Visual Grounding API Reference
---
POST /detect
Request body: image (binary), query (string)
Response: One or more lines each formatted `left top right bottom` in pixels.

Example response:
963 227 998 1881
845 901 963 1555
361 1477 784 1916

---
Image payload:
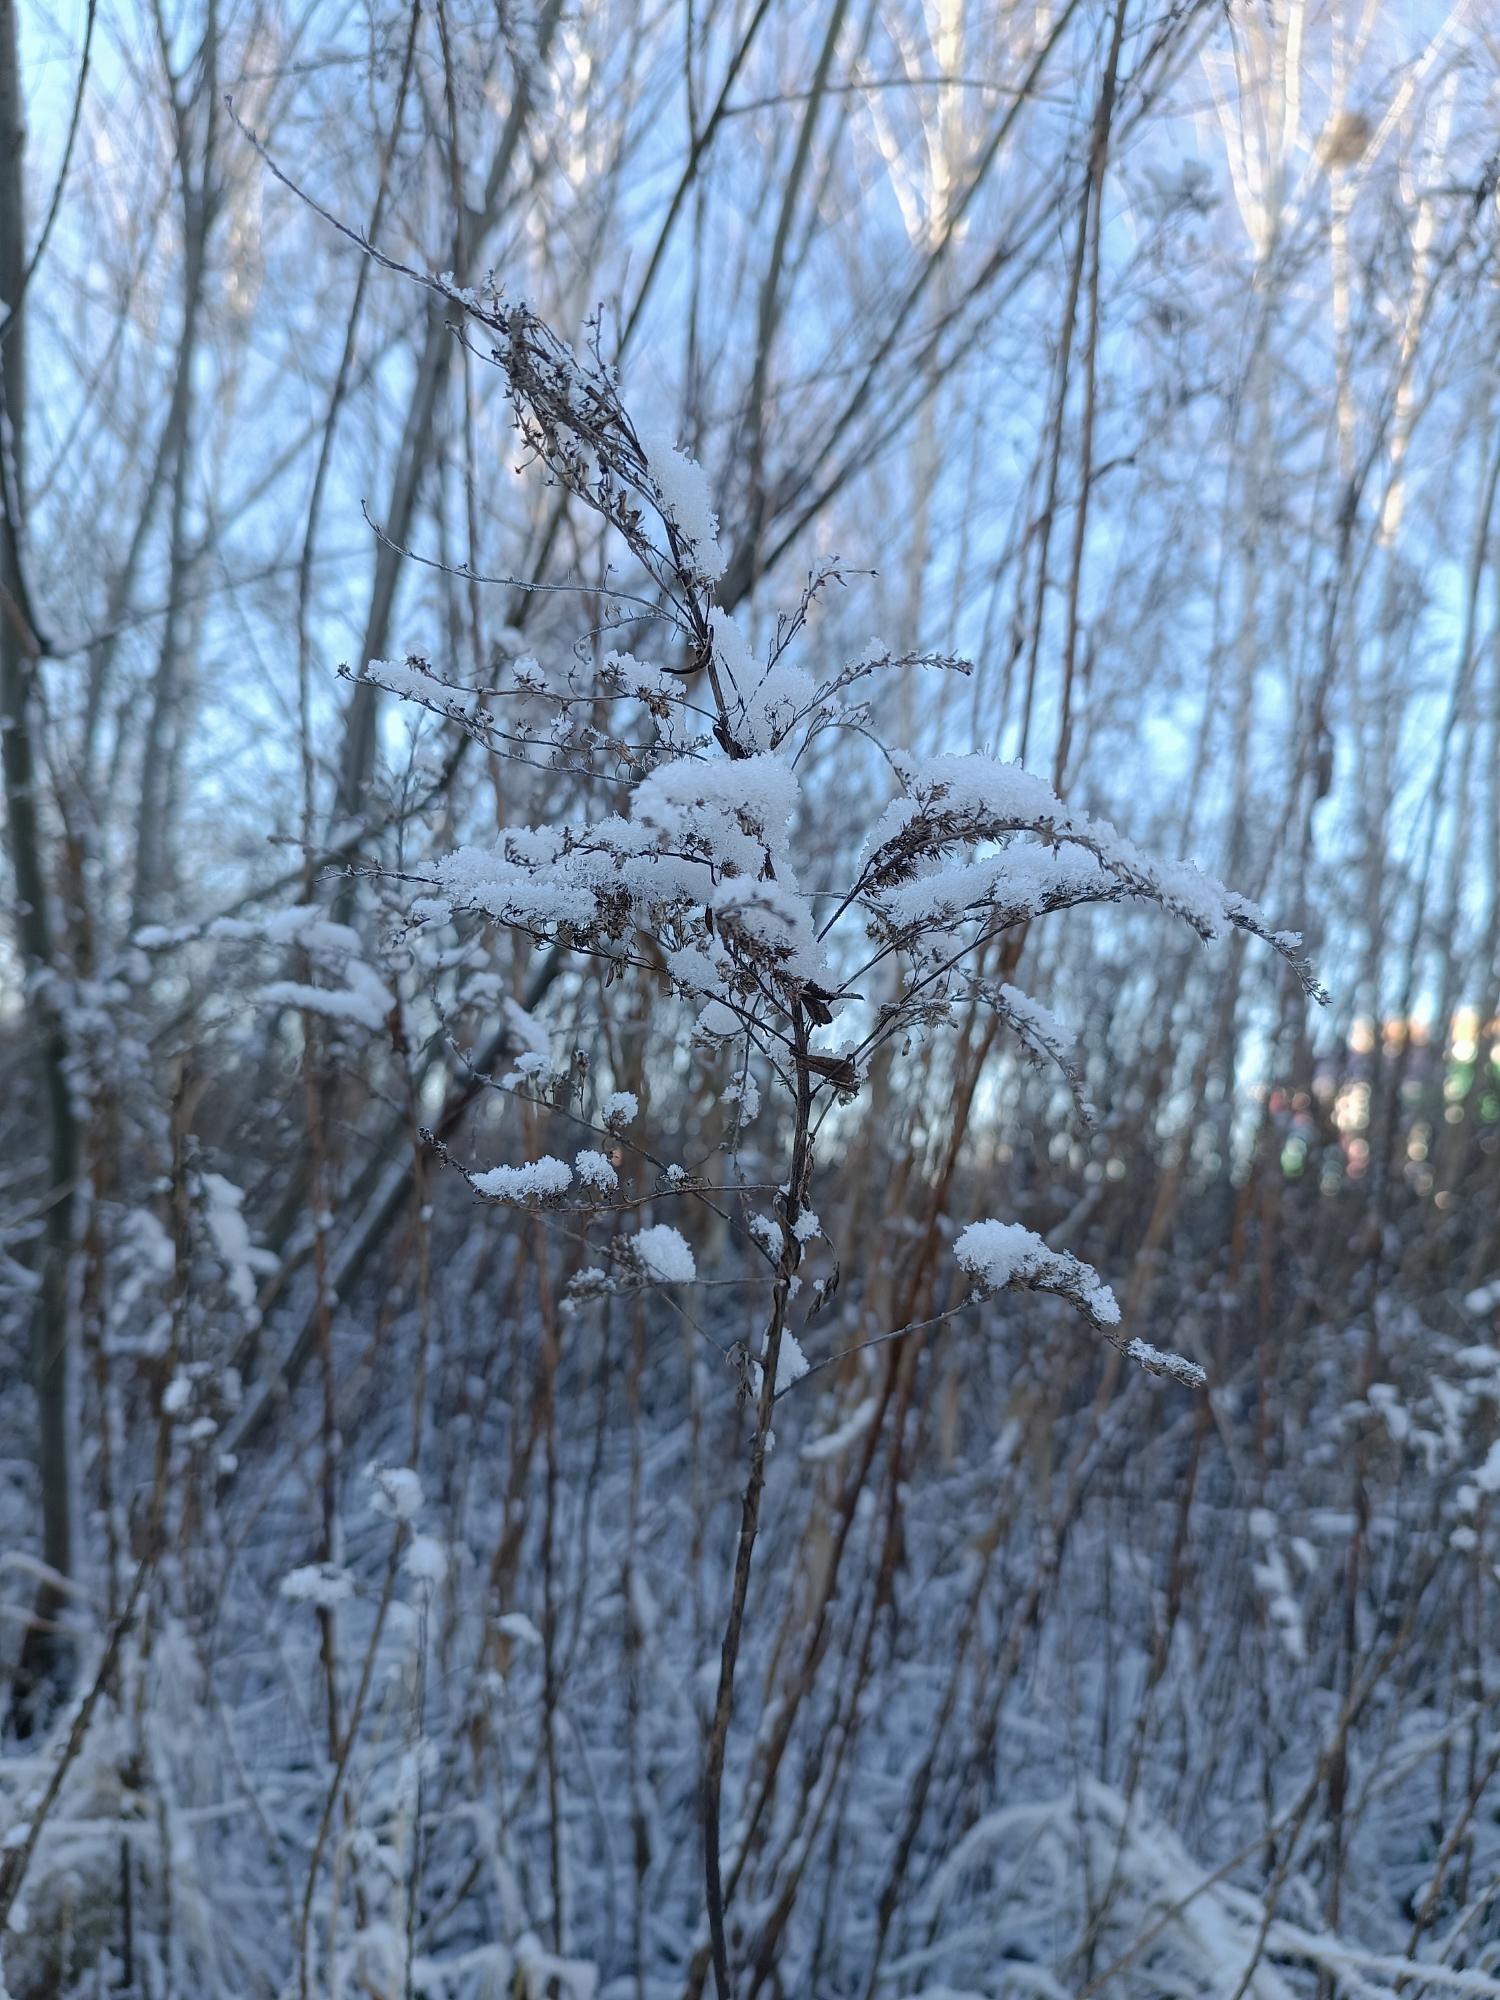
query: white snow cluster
425 750 831 1023
471 1156 573 1203
953 1219 1120 1328
632 1224 696 1285
361 654 474 716
746 1328 811 1401
280 1562 355 1609
200 1173 263 1322
710 613 820 753
862 751 1298 970
257 964 392 1032
723 1071 760 1125
403 1535 449 1587
635 419 726 584
994 981 1073 1063
749 1214 782 1259
774 1330 809 1393
208 902 396 1034
368 1464 424 1521
1126 1338 1207 1390
1247 1508 1307 1664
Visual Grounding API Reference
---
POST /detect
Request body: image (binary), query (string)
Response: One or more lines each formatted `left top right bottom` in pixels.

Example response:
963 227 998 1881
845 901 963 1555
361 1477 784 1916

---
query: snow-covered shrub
328 275 1320 1993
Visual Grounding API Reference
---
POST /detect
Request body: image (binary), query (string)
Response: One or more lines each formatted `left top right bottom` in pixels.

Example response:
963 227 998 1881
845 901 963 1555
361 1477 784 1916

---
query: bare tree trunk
333 0 566 836
0 0 79 1724
130 0 218 931
332 297 453 829
129 296 203 930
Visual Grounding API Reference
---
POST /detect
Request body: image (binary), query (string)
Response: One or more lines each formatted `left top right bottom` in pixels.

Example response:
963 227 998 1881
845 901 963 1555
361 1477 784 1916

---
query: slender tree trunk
0 0 79 1723
333 0 567 836
129 271 202 931
131 0 218 930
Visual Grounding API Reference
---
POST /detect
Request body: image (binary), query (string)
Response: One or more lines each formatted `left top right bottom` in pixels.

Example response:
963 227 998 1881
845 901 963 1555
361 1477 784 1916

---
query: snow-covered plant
322 270 1321 1994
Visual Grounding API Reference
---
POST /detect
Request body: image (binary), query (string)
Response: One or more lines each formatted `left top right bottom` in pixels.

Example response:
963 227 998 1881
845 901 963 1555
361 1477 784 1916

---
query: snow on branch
634 419 727 585
953 1219 1122 1330
627 1224 697 1285
860 752 1325 998
469 1157 573 1204
954 1220 1206 1387
977 979 1096 1128
356 284 1303 1408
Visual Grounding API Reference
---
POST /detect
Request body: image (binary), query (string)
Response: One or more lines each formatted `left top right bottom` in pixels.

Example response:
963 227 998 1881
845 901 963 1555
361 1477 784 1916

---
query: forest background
3 1 1500 1996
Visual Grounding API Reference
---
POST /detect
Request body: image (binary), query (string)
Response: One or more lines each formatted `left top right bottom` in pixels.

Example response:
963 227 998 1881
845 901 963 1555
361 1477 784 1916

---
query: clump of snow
792 1211 821 1245
602 646 681 705
362 654 473 715
496 1611 542 1648
997 983 1073 1060
259 958 392 1034
1125 1338 1207 1390
632 1225 697 1284
601 1091 638 1130
1367 1381 1411 1444
749 1214 781 1258
411 719 838 1013
281 1562 355 1608
471 1156 573 1203
433 839 599 933
860 750 1312 986
562 1267 613 1310
774 1331 809 1394
201 1173 261 1322
730 655 819 754
724 1072 761 1124
866 752 1066 860
502 996 552 1068
953 1219 1119 1328
746 1330 811 1401
694 999 741 1043
403 1535 449 1587
368 1464 424 1521
954 1220 1037 1289
668 943 727 997
635 419 726 584
499 1049 555 1092
633 751 799 847
881 843 1109 938
575 1150 618 1193
1247 1510 1306 1663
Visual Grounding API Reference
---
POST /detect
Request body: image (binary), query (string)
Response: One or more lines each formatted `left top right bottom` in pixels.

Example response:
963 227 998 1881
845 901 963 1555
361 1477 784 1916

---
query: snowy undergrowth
1 287 1374 2000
